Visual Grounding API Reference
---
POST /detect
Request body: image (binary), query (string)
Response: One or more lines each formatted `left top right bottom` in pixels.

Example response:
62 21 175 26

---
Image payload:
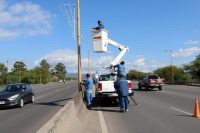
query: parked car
0 83 35 108
138 74 164 90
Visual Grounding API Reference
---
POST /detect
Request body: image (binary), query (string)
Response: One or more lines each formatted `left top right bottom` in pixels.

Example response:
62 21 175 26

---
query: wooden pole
77 0 82 92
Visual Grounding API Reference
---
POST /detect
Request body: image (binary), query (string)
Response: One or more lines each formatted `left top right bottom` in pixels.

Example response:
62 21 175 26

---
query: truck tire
145 85 149 90
138 85 142 90
158 86 162 91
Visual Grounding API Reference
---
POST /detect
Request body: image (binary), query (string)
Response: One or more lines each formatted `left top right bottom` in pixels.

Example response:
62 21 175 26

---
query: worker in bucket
114 75 129 112
115 61 126 77
81 73 94 109
93 20 104 30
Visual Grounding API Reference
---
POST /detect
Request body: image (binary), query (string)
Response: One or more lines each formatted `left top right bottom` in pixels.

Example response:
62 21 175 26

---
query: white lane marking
98 109 108 133
170 107 193 116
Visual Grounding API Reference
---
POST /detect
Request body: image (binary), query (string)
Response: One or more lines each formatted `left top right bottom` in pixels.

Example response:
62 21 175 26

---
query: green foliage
127 70 147 80
40 59 50 69
53 63 67 82
21 70 38 84
12 61 27 82
184 55 200 81
0 63 8 85
12 61 27 72
0 59 69 85
38 59 51 84
7 72 18 84
154 66 190 82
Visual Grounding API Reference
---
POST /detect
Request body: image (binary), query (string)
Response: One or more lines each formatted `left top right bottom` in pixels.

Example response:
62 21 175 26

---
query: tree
127 70 147 80
184 55 200 81
54 63 67 82
154 66 190 82
39 59 51 84
0 63 8 85
12 61 27 82
40 59 50 70
34 67 43 84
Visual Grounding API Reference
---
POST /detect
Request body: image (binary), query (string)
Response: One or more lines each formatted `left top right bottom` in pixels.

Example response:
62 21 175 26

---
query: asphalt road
92 83 200 133
0 81 78 133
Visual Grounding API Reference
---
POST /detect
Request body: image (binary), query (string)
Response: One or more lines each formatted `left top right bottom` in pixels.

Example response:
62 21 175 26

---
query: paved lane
0 81 78 133
92 84 200 133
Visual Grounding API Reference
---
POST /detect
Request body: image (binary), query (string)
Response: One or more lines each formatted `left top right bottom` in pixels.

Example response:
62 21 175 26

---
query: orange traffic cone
193 97 200 118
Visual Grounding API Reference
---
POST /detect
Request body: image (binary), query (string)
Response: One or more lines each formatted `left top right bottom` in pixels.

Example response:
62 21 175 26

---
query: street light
164 50 174 84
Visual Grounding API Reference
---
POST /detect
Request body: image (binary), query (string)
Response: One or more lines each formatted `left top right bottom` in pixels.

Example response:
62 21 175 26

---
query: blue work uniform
116 64 125 77
114 76 129 111
94 24 104 30
83 77 94 107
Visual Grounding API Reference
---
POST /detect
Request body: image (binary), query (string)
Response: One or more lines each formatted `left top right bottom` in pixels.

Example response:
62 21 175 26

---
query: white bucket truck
92 29 134 101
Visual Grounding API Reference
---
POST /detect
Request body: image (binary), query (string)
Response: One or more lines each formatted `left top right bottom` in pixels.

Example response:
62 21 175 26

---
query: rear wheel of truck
145 85 149 90
138 85 142 90
158 86 162 91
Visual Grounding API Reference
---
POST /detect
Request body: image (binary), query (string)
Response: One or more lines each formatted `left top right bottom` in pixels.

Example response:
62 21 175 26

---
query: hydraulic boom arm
107 38 129 66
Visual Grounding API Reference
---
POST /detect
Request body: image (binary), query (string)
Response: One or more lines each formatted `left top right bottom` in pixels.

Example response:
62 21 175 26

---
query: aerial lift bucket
92 29 108 53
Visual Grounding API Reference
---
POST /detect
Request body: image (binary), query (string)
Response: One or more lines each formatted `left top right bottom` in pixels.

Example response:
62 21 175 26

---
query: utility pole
77 0 82 92
60 2 81 92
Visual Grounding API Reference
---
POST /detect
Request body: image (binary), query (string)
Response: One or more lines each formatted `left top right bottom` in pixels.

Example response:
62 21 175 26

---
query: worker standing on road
81 73 94 109
114 75 129 112
115 61 125 77
93 20 104 30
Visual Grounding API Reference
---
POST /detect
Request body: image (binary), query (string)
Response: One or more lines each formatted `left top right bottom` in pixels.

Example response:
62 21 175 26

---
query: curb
36 92 102 133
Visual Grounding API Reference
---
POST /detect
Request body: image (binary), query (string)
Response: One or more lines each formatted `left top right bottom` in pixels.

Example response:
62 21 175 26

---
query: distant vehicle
0 83 35 108
138 74 164 91
95 74 134 100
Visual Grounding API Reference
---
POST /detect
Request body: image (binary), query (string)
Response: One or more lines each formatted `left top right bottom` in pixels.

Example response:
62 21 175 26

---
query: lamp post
164 50 174 84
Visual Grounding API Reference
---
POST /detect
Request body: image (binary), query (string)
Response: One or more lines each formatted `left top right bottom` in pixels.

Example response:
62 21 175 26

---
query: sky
0 0 200 74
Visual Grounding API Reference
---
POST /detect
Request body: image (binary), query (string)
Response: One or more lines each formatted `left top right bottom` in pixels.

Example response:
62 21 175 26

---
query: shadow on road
35 98 72 107
134 88 159 92
88 98 121 113
176 114 193 118
0 106 18 110
90 107 121 113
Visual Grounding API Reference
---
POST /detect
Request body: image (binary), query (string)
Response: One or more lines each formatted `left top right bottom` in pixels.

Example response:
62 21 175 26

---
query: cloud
173 47 200 58
126 57 166 73
184 40 200 45
135 57 145 66
35 48 114 73
35 49 77 68
0 28 19 38
0 0 6 11
0 1 53 39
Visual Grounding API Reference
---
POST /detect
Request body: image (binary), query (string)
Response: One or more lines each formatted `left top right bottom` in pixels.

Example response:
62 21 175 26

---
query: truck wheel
145 86 149 90
138 85 141 90
159 86 162 91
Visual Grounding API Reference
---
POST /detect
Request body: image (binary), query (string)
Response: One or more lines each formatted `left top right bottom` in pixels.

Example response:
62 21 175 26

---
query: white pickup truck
95 74 134 100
